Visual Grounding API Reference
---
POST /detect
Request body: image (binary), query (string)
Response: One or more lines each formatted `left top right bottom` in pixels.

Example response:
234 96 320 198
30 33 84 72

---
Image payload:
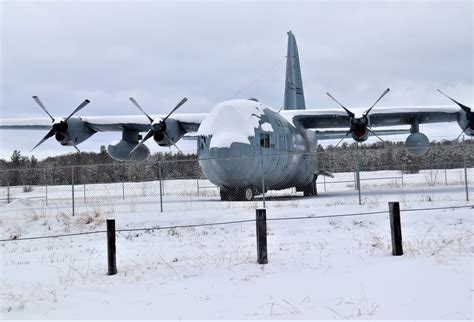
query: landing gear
301 175 318 197
220 186 255 201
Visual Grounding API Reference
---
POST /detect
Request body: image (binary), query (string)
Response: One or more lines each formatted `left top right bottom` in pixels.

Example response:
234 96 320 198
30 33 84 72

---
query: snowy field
0 168 473 320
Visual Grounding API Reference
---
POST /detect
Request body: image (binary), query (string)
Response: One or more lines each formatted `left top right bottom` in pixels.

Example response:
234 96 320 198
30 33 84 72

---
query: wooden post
389 202 403 256
256 208 268 264
107 219 117 275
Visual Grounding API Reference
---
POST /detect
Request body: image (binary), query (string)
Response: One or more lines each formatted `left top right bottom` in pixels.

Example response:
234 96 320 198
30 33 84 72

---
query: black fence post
256 208 268 264
107 219 117 275
389 202 403 256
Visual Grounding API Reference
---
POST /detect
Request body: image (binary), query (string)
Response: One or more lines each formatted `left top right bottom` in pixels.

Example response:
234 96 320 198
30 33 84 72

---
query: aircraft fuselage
197 99 318 200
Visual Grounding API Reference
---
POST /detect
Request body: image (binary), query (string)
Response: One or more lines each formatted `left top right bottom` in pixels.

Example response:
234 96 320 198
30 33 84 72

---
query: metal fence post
444 162 448 186
462 136 469 201
196 178 200 197
122 181 125 200
355 150 361 205
71 166 75 216
44 168 48 206
159 161 163 213
83 183 86 204
400 164 404 188
260 151 266 208
7 181 10 204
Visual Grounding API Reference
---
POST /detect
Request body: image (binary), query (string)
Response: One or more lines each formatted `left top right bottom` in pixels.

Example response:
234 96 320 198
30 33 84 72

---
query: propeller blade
31 128 55 151
334 130 351 148
129 97 154 123
455 123 470 141
437 89 471 113
32 96 55 122
65 99 91 121
364 88 390 116
367 127 385 143
163 132 182 153
162 97 188 122
129 130 154 156
326 92 354 118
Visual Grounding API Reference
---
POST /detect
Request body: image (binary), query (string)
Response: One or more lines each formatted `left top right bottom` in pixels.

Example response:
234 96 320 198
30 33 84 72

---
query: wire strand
1 204 471 243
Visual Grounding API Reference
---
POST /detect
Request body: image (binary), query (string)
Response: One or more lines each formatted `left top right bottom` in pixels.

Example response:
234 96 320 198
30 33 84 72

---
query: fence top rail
1 204 471 243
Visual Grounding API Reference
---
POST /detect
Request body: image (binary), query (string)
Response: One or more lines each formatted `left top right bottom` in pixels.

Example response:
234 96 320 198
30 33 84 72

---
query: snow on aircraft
1 31 472 201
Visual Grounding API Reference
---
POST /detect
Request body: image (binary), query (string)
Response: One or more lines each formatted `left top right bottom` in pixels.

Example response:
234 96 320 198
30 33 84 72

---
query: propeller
128 97 188 155
437 89 473 140
31 96 90 151
326 88 390 147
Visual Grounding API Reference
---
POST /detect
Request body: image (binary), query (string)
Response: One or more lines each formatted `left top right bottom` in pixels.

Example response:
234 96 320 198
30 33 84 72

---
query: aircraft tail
284 31 306 110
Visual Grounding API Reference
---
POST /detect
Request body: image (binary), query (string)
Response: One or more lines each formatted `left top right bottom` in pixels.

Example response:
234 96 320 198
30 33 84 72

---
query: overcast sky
1 0 473 160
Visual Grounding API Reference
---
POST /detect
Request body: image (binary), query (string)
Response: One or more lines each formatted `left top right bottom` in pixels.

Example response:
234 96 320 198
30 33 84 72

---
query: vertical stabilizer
284 31 306 110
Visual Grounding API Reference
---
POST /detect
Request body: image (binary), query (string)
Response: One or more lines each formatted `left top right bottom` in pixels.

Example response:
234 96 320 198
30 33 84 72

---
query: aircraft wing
315 128 411 140
284 105 460 129
0 113 207 133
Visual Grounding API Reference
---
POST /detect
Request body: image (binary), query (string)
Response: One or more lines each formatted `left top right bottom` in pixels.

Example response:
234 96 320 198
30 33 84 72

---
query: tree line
0 139 472 186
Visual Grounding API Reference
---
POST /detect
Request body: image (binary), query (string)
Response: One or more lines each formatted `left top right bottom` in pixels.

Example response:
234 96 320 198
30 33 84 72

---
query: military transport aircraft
1 31 472 201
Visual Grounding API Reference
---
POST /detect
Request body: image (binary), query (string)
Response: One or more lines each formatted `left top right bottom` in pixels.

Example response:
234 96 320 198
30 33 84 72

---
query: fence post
159 161 163 213
7 182 10 204
107 219 117 275
83 183 86 204
256 208 268 264
462 136 469 201
71 166 75 217
323 173 326 192
355 150 361 205
260 151 266 208
388 202 403 256
44 168 48 206
122 181 125 200
444 163 448 186
196 178 200 197
400 164 404 188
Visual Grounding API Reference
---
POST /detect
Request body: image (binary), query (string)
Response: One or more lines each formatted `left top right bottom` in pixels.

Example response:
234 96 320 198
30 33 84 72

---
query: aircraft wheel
244 187 254 201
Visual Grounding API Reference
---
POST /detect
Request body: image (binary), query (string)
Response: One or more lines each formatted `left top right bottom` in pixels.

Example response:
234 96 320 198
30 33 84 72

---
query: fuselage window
260 133 270 148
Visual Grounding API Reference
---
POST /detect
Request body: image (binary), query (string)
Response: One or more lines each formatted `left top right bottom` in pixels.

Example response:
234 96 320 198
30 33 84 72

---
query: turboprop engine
326 88 390 147
127 97 188 154
30 96 95 151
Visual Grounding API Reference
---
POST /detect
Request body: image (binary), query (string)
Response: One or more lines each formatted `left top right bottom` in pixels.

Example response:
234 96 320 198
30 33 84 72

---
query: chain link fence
1 144 472 217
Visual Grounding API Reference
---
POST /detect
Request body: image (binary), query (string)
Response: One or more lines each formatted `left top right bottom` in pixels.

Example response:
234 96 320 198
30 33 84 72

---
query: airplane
1 31 472 201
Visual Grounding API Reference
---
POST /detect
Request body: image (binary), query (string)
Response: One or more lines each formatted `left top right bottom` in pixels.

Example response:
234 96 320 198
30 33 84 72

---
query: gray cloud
1 1 472 159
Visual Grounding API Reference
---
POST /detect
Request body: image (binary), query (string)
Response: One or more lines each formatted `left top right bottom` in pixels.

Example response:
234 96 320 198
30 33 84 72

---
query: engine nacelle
457 111 474 137
107 140 150 162
405 132 429 157
58 117 96 146
154 118 185 146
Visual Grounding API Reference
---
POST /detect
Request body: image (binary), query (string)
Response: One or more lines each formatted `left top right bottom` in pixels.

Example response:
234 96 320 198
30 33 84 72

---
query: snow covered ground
1 169 473 319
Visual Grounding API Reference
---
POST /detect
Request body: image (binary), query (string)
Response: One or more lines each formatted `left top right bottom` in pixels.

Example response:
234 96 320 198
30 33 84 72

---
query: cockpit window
260 133 270 148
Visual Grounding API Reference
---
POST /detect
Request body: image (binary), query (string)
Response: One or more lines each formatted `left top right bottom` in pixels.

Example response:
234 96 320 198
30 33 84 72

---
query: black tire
220 188 231 201
303 176 318 197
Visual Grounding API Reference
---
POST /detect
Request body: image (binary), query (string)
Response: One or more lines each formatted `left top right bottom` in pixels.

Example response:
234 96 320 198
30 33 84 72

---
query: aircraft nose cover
198 99 264 148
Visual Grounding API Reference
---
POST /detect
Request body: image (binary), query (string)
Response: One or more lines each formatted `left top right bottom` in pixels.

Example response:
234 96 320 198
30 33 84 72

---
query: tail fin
284 31 306 110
